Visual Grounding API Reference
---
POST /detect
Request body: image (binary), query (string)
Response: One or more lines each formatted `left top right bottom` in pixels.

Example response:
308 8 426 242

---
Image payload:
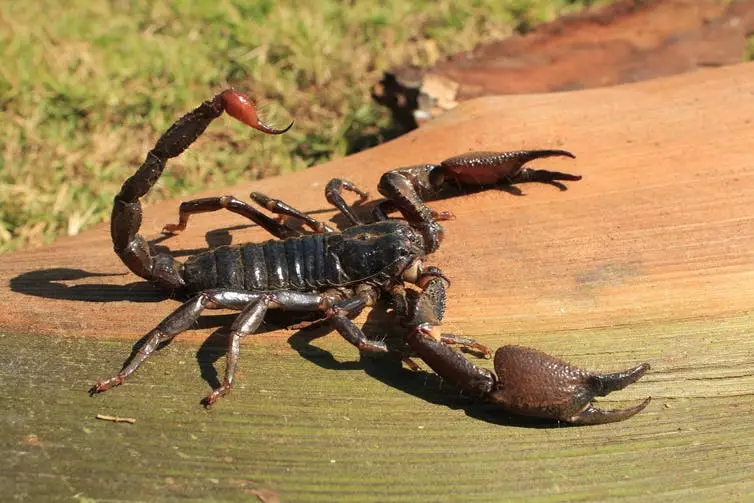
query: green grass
746 33 754 61
0 0 599 252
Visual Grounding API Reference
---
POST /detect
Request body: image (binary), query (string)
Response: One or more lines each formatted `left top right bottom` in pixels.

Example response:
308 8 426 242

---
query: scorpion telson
91 89 651 424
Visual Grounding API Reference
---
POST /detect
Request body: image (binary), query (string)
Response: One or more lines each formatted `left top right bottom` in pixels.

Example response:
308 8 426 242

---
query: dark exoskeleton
92 89 651 425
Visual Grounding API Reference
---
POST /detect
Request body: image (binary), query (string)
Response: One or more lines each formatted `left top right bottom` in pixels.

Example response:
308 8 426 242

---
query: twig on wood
96 414 136 424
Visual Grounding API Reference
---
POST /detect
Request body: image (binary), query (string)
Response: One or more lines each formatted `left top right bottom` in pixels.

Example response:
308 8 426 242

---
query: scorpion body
182 221 423 293
92 89 651 424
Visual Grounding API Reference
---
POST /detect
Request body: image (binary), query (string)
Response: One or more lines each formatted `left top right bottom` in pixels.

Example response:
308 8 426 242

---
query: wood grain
1 63 753 501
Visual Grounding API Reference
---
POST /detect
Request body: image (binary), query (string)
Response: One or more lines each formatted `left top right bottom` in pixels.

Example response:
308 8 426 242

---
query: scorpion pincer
91 89 650 424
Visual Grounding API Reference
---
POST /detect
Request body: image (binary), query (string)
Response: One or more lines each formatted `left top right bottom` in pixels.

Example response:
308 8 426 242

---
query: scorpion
91 89 651 425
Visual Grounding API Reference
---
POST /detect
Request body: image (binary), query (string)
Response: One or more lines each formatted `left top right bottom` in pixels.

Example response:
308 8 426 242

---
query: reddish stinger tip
220 89 293 135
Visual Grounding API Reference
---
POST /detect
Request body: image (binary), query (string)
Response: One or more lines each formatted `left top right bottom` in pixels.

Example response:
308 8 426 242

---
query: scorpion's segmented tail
111 90 292 288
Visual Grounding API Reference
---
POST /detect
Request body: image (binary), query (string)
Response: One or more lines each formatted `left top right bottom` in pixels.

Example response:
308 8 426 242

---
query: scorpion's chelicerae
91 89 650 425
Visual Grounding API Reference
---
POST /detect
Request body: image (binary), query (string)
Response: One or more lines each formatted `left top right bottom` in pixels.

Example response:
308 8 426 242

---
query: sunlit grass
0 0 600 252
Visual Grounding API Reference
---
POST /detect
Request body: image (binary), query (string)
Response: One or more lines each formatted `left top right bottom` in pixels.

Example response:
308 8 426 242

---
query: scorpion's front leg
390 274 492 361
405 278 650 425
324 179 370 226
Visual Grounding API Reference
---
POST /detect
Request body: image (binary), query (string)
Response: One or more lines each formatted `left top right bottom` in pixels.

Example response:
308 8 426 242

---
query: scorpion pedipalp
489 345 650 425
407 331 650 425
439 150 579 185
402 278 649 424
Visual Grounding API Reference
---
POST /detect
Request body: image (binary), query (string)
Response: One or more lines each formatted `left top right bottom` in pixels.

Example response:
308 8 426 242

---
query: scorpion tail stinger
221 89 293 135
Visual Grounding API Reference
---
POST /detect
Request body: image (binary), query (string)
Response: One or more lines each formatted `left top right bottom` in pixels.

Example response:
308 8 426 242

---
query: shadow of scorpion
90 89 650 425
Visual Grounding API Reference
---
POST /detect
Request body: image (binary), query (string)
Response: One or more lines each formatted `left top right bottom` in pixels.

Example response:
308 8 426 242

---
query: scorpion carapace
92 89 650 425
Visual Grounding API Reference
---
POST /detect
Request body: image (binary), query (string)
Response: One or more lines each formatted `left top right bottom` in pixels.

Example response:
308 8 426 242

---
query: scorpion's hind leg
202 298 269 405
203 290 390 405
161 195 300 239
249 192 335 233
90 289 267 395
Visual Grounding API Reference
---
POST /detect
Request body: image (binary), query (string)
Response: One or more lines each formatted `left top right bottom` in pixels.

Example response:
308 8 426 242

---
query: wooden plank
1 63 754 501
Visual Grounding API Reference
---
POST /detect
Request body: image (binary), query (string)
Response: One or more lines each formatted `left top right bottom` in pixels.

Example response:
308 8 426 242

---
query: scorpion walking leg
439 334 492 359
325 179 370 226
373 200 454 223
250 192 334 233
296 290 391 353
389 282 490 361
90 289 268 394
203 299 269 405
203 290 388 404
162 195 299 239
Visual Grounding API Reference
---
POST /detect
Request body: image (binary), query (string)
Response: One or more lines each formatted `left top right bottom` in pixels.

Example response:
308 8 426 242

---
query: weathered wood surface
2 63 754 501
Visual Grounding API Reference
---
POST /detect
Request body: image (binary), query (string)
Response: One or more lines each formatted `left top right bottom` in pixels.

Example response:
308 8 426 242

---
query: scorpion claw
488 346 651 425
567 396 652 425
439 150 577 186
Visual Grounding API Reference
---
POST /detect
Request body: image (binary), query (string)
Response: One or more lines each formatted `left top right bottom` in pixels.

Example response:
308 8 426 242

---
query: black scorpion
91 89 650 424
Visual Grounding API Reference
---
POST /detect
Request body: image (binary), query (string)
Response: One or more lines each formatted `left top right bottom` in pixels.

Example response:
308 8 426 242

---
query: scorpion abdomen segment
182 233 351 293
214 246 245 289
182 249 218 291
240 244 268 290
264 240 289 289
